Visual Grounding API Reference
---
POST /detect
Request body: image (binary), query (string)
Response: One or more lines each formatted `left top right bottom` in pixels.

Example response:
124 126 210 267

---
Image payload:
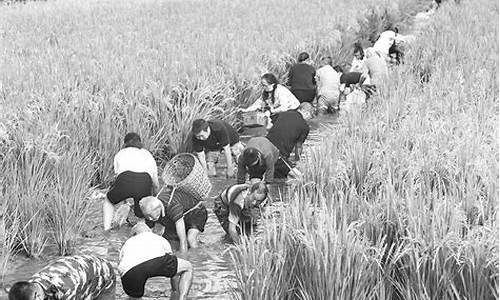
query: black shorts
162 206 208 240
121 254 178 298
291 89 316 103
107 171 152 219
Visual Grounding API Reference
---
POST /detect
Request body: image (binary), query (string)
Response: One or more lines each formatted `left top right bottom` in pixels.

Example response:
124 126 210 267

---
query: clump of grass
48 145 95 255
231 0 498 298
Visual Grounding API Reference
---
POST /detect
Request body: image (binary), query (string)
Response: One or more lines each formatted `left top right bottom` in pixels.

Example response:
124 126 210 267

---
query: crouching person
8 255 115 300
119 223 193 300
103 132 160 231
214 182 269 244
139 187 208 252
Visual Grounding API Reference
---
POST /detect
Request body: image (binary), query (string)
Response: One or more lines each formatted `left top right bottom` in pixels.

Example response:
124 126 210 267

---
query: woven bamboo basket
162 153 212 199
242 111 268 127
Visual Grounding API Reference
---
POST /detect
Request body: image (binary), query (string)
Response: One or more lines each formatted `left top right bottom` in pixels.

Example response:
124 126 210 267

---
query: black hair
249 181 268 202
321 56 333 66
192 119 209 135
124 132 143 149
333 65 343 73
297 52 310 63
8 281 36 300
353 43 364 59
242 147 261 167
261 73 279 104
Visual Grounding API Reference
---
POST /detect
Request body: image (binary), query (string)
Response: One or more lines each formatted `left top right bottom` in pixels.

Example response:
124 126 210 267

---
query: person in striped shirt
8 254 115 300
213 182 268 243
139 187 207 252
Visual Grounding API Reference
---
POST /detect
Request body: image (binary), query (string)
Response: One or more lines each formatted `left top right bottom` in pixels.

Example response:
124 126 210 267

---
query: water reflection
1 115 338 299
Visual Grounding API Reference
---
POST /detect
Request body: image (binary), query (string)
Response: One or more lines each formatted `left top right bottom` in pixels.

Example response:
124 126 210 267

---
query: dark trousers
291 89 316 103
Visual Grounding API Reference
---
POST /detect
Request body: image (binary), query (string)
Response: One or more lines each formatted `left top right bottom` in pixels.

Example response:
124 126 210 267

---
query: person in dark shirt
266 110 310 178
139 187 208 253
192 119 243 178
288 52 317 103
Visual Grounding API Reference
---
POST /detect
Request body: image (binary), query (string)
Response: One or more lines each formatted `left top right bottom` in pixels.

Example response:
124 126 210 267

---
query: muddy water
0 114 339 300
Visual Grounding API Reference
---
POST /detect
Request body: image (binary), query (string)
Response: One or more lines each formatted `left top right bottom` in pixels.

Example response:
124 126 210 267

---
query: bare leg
170 276 180 300
186 228 200 248
174 259 193 300
103 198 115 231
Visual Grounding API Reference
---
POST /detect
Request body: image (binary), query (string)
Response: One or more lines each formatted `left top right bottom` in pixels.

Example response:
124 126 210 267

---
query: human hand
226 167 235 178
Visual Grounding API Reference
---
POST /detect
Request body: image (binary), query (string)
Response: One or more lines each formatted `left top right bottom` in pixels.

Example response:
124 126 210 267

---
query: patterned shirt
30 254 116 300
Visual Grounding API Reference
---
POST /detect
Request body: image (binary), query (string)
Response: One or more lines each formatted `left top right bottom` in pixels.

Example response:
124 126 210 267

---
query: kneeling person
8 255 115 300
119 223 193 300
139 187 208 252
192 119 244 177
214 182 269 243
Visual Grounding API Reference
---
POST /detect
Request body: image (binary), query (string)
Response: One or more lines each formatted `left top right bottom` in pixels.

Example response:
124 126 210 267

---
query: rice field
0 0 498 299
229 1 499 299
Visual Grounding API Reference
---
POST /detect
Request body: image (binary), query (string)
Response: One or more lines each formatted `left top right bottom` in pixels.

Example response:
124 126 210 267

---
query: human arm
227 222 240 244
263 147 277 183
222 144 234 177
240 98 265 113
236 155 246 184
175 218 188 252
294 142 303 161
196 151 208 171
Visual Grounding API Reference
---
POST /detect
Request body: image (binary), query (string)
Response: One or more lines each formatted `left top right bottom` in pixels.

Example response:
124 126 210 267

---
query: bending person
191 118 244 178
237 136 280 184
240 73 300 126
104 132 159 231
266 110 309 179
8 255 115 300
119 223 193 300
139 188 207 253
214 182 269 244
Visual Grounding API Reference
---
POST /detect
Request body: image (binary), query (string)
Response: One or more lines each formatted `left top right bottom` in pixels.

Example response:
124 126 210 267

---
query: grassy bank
0 0 431 280
230 0 499 299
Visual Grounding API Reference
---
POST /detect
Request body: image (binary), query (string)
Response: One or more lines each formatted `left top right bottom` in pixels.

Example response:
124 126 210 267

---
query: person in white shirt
119 223 193 300
103 132 160 231
240 73 300 128
363 47 389 87
373 26 406 61
315 56 341 114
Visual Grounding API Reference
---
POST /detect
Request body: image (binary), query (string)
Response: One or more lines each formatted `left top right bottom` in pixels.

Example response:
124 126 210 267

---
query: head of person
8 281 45 300
333 65 343 74
244 181 268 208
260 73 278 93
139 196 163 222
192 119 211 141
131 222 152 236
241 147 262 168
353 44 364 60
383 23 398 34
297 52 310 63
124 132 143 149
320 56 333 67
